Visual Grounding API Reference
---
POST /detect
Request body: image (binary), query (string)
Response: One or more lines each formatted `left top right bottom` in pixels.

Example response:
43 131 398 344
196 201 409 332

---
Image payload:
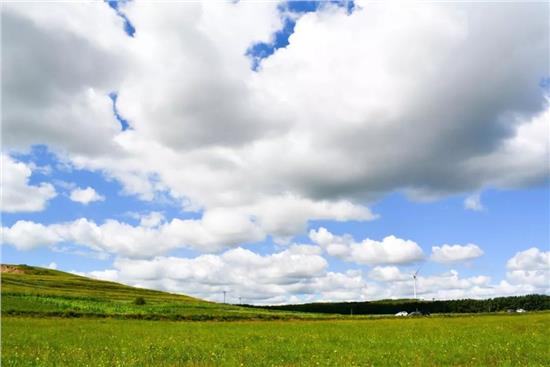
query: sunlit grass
2 314 549 366
1 266 321 321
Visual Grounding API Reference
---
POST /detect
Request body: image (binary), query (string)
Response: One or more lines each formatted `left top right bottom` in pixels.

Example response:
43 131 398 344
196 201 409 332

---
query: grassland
2 265 550 366
3 314 550 366
1 264 321 321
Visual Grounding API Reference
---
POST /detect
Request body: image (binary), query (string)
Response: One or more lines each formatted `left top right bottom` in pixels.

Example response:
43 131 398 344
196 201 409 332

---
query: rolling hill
0 264 319 321
4 264 548 321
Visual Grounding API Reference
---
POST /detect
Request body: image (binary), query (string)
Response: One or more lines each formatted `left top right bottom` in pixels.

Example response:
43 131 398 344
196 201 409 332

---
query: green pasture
1 265 317 321
2 314 549 366
2 265 549 366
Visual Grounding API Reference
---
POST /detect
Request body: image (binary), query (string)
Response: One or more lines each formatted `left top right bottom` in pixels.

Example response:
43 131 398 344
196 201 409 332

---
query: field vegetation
260 294 550 315
2 264 549 366
3 314 549 366
1 264 320 321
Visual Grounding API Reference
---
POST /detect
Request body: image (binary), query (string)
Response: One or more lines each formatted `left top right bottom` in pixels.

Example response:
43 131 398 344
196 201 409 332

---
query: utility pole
223 290 226 304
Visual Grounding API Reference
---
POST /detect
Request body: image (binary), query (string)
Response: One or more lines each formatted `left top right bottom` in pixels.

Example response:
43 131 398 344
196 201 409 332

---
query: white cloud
69 187 105 204
506 247 549 271
1 154 56 213
309 227 424 265
244 194 377 242
464 193 484 211
3 3 127 156
506 248 550 290
139 211 164 228
2 2 549 285
431 244 484 263
82 245 369 304
367 267 503 301
79 247 550 304
47 262 57 270
364 248 550 300
465 104 550 190
1 198 375 256
1 221 62 250
368 266 410 282
1 211 265 257
2 2 547 250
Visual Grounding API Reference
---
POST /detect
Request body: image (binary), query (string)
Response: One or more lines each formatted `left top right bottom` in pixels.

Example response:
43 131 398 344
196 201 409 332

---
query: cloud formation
2 2 547 240
1 2 548 303
365 247 549 300
69 187 105 204
431 244 484 263
464 193 484 212
1 154 56 213
1 213 264 256
79 247 549 304
82 245 367 304
309 227 424 265
506 248 550 289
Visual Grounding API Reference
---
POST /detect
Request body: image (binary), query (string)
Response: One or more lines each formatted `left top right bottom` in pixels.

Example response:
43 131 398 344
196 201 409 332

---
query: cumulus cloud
506 248 550 290
364 248 549 300
139 211 165 228
83 245 367 304
368 266 411 282
367 267 515 301
69 187 105 204
309 227 424 265
252 2 549 200
77 247 549 304
2 2 547 244
464 104 550 190
2 3 127 156
2 2 549 300
507 247 549 271
1 154 56 213
464 193 484 211
1 211 265 256
431 244 484 263
1 197 374 256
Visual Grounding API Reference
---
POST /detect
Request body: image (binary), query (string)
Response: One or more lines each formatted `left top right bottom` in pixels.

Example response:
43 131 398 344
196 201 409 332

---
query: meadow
0 265 317 321
3 314 550 366
2 265 550 366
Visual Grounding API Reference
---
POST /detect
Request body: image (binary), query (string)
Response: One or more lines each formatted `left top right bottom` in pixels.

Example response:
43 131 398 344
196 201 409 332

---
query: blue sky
2 1 549 304
3 146 547 280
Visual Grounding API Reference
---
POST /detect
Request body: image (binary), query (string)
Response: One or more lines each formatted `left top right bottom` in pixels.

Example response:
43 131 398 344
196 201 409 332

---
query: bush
133 297 146 305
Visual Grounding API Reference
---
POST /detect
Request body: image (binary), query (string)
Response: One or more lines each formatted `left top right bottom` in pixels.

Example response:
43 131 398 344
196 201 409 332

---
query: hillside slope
0 264 314 321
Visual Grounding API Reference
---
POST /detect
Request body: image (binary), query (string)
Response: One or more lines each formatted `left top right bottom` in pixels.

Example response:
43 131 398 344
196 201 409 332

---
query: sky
1 0 549 305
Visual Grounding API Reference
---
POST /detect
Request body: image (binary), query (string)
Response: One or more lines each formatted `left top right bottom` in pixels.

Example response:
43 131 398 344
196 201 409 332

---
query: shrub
133 297 146 306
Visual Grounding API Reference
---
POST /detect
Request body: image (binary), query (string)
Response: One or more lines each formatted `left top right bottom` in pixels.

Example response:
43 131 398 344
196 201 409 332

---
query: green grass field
2 265 550 366
1 264 324 321
3 314 549 366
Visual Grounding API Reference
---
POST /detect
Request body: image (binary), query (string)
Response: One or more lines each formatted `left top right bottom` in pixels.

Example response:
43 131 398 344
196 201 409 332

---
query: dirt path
0 265 25 274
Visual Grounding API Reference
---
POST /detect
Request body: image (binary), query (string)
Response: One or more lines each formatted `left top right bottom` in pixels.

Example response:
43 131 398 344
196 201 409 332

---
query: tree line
254 294 550 315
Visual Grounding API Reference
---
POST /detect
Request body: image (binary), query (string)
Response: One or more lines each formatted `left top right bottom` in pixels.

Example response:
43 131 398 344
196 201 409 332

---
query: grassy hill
0 264 320 321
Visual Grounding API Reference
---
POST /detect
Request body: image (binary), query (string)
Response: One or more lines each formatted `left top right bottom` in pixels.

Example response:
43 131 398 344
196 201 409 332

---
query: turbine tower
412 267 421 300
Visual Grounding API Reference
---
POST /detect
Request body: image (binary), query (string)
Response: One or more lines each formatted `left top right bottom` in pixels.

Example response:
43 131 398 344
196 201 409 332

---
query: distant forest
254 294 550 315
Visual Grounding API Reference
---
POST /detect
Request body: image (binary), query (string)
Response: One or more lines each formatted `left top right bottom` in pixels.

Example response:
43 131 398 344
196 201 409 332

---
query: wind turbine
222 290 230 304
412 266 422 300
